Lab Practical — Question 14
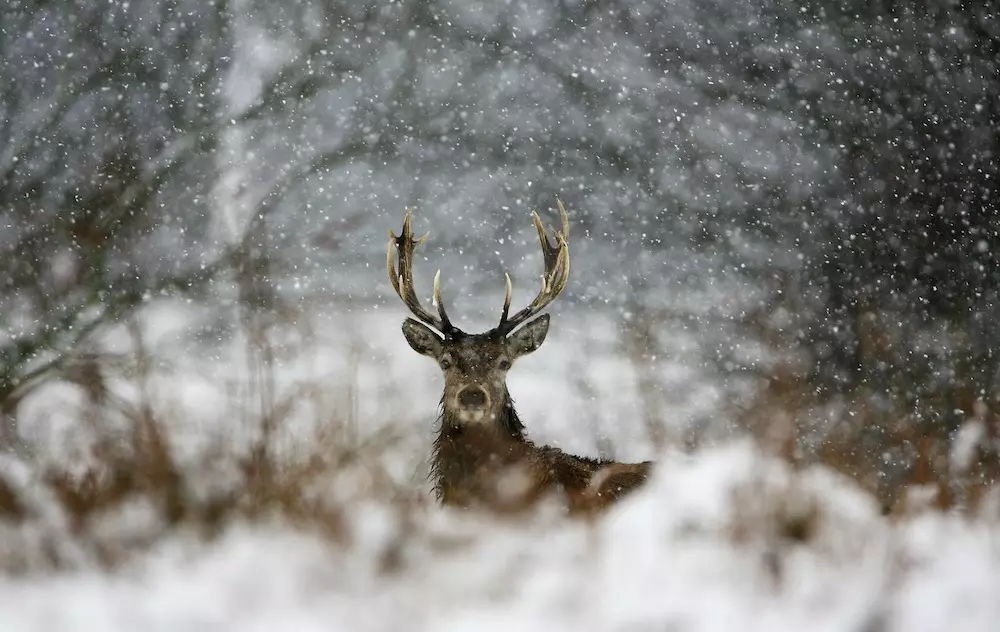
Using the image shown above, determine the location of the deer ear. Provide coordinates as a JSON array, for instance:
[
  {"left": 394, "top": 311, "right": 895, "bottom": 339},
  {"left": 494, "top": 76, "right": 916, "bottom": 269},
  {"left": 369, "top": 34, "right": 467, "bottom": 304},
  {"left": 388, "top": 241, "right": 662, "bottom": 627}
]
[
  {"left": 507, "top": 314, "right": 549, "bottom": 358},
  {"left": 402, "top": 318, "right": 443, "bottom": 358}
]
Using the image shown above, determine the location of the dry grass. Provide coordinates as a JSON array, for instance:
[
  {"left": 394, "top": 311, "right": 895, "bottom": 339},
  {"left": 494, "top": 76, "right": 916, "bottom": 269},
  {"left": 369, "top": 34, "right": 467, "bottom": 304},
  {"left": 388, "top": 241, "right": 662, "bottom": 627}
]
[
  {"left": 731, "top": 285, "right": 1000, "bottom": 518},
  {"left": 2, "top": 282, "right": 998, "bottom": 575},
  {"left": 0, "top": 390, "right": 420, "bottom": 573},
  {"left": 0, "top": 310, "right": 425, "bottom": 574}
]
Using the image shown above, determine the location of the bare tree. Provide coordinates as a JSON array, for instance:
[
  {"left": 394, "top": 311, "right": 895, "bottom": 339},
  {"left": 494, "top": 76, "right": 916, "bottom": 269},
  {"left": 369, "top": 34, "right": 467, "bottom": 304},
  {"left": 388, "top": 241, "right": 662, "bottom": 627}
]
[{"left": 0, "top": 0, "right": 232, "bottom": 447}]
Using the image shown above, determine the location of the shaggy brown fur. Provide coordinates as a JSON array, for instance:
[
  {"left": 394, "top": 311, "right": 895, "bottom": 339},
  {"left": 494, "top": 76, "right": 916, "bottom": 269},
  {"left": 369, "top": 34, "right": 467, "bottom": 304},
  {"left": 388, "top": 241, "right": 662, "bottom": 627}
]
[{"left": 429, "top": 390, "right": 652, "bottom": 515}]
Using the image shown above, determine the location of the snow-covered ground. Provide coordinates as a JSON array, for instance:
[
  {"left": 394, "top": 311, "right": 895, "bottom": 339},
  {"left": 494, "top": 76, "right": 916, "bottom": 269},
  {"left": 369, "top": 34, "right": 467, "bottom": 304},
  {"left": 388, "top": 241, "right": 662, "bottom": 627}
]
[
  {"left": 1, "top": 441, "right": 998, "bottom": 632},
  {"left": 5, "top": 302, "right": 998, "bottom": 631}
]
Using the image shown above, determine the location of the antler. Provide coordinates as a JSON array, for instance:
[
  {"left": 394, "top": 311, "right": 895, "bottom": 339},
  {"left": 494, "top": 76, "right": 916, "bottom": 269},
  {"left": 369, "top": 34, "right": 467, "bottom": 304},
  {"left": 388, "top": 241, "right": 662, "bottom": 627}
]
[
  {"left": 498, "top": 199, "right": 571, "bottom": 335},
  {"left": 387, "top": 209, "right": 457, "bottom": 335}
]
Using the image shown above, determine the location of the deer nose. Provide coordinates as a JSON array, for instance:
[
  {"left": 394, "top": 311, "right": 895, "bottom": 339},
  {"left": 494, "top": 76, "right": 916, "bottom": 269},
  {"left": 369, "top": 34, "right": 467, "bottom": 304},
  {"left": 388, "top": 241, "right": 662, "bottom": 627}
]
[{"left": 458, "top": 386, "right": 487, "bottom": 408}]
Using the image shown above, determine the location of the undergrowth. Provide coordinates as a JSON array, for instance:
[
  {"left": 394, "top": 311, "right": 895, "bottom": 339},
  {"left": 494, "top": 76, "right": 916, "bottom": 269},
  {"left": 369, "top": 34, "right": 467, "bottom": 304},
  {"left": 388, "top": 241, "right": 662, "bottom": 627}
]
[
  {"left": 0, "top": 308, "right": 424, "bottom": 574},
  {"left": 1, "top": 298, "right": 998, "bottom": 576},
  {"left": 731, "top": 282, "right": 1000, "bottom": 517}
]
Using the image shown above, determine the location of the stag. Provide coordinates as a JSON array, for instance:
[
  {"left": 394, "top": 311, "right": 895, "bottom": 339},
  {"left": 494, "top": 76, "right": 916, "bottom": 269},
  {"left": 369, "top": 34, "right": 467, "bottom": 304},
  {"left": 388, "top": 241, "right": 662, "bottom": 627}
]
[{"left": 388, "top": 201, "right": 652, "bottom": 514}]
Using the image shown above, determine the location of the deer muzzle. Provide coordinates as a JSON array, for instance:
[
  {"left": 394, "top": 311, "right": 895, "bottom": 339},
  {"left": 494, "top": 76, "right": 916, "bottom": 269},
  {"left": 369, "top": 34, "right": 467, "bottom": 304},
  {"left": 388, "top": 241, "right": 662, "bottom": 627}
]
[{"left": 456, "top": 385, "right": 490, "bottom": 423}]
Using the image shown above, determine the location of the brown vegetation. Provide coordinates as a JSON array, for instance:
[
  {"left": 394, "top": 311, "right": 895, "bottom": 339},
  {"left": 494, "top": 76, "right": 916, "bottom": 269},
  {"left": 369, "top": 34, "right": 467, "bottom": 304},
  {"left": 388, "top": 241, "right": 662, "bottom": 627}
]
[
  {"left": 733, "top": 280, "right": 1000, "bottom": 517},
  {"left": 0, "top": 309, "right": 420, "bottom": 574},
  {"left": 0, "top": 218, "right": 995, "bottom": 575}
]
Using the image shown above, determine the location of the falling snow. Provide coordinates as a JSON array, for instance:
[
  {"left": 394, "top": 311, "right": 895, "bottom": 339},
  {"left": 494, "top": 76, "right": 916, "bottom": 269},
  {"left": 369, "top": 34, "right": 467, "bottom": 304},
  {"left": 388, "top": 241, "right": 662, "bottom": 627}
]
[{"left": 1, "top": 1, "right": 998, "bottom": 630}]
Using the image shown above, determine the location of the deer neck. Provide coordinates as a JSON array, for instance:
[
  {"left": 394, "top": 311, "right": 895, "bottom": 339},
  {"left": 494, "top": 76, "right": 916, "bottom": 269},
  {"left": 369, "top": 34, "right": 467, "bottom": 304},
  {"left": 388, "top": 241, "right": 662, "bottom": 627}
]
[{"left": 430, "top": 388, "right": 529, "bottom": 503}]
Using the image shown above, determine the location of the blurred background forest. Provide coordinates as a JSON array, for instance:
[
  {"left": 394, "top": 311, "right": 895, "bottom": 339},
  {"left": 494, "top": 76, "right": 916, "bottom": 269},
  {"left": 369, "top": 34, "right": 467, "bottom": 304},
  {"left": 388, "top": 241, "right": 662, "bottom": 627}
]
[{"left": 2, "top": 0, "right": 998, "bottom": 513}]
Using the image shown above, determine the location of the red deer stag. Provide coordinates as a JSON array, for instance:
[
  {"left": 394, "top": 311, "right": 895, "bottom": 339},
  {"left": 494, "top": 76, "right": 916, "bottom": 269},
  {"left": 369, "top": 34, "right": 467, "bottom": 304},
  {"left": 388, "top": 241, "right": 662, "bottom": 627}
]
[{"left": 388, "top": 201, "right": 652, "bottom": 514}]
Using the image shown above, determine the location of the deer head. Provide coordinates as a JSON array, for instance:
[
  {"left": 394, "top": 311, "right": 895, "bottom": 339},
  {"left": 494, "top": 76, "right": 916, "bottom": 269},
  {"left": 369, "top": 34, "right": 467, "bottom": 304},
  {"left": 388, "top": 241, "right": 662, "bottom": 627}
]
[{"left": 388, "top": 201, "right": 570, "bottom": 430}]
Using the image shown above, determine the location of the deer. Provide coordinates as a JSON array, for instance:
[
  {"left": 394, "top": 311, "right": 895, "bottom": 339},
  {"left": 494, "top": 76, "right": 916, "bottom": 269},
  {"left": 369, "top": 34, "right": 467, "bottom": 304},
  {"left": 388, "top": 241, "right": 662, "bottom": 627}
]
[{"left": 387, "top": 201, "right": 652, "bottom": 514}]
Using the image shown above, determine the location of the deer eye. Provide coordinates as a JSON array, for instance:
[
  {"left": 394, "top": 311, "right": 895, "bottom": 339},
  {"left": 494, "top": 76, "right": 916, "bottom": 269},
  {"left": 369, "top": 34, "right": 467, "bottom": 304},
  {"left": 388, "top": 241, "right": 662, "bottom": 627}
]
[{"left": 497, "top": 358, "right": 511, "bottom": 371}]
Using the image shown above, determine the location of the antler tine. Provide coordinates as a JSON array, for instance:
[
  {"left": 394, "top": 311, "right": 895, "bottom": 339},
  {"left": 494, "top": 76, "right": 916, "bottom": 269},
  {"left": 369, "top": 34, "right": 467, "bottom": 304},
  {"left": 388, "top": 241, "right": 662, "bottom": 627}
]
[
  {"left": 500, "top": 272, "right": 513, "bottom": 325},
  {"left": 387, "top": 209, "right": 455, "bottom": 334},
  {"left": 498, "top": 200, "right": 571, "bottom": 333},
  {"left": 432, "top": 269, "right": 453, "bottom": 329}
]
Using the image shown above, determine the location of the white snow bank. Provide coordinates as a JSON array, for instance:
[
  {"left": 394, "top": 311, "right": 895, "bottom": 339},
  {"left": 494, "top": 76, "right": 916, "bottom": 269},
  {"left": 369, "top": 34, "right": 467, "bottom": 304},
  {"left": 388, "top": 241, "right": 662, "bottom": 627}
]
[{"left": 0, "top": 441, "right": 996, "bottom": 632}]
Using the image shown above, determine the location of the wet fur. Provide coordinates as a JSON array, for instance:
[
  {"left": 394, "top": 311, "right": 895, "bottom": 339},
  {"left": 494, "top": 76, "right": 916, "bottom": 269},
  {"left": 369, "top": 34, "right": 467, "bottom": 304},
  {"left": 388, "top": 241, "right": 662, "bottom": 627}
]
[{"left": 430, "top": 392, "right": 652, "bottom": 514}]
